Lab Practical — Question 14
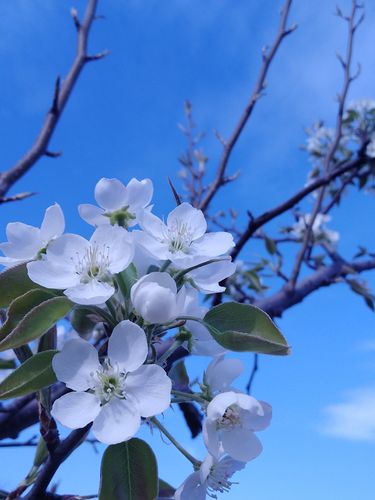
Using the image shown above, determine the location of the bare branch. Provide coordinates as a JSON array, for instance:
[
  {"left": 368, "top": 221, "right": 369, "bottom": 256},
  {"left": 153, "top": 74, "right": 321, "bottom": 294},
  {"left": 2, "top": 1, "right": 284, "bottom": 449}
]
[
  {"left": 0, "top": 0, "right": 104, "bottom": 198},
  {"left": 199, "top": 0, "right": 296, "bottom": 213},
  {"left": 0, "top": 191, "right": 36, "bottom": 204}
]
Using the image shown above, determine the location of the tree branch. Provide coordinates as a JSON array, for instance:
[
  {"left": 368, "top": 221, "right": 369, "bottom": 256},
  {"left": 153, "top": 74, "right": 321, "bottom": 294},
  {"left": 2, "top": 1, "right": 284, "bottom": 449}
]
[
  {"left": 198, "top": 0, "right": 296, "bottom": 213},
  {"left": 0, "top": 0, "right": 107, "bottom": 198}
]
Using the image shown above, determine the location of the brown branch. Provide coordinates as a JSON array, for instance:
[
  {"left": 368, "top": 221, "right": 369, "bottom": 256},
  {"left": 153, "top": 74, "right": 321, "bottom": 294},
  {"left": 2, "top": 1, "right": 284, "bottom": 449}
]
[
  {"left": 254, "top": 255, "right": 375, "bottom": 318},
  {"left": 198, "top": 0, "right": 296, "bottom": 213},
  {"left": 286, "top": 0, "right": 363, "bottom": 289},
  {"left": 231, "top": 154, "right": 367, "bottom": 260},
  {"left": 0, "top": 0, "right": 107, "bottom": 198}
]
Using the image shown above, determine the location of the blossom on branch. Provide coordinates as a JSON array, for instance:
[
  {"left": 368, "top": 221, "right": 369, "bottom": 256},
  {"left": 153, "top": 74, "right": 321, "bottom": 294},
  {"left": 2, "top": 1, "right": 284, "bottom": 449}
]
[
  {"left": 51, "top": 320, "right": 171, "bottom": 444},
  {"left": 0, "top": 204, "right": 65, "bottom": 267},
  {"left": 79, "top": 177, "right": 153, "bottom": 228},
  {"left": 27, "top": 225, "right": 134, "bottom": 305}
]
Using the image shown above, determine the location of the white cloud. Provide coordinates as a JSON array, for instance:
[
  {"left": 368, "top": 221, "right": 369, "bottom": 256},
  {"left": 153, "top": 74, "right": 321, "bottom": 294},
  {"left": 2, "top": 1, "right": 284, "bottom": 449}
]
[{"left": 321, "top": 387, "right": 375, "bottom": 441}]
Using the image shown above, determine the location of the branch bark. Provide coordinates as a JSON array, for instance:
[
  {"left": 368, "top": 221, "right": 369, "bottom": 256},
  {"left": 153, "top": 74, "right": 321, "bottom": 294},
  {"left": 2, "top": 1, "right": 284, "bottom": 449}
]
[
  {"left": 198, "top": 0, "right": 296, "bottom": 213},
  {"left": 0, "top": 0, "right": 105, "bottom": 198}
]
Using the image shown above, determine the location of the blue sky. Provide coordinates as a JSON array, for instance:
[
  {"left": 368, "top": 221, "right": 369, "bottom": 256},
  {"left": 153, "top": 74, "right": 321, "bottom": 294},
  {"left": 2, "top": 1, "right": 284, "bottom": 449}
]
[{"left": 0, "top": 0, "right": 375, "bottom": 498}]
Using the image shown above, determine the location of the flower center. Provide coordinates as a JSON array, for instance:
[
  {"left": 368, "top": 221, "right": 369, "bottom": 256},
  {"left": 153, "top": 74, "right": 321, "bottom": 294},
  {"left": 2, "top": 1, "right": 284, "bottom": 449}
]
[
  {"left": 164, "top": 220, "right": 193, "bottom": 254},
  {"left": 93, "top": 359, "right": 127, "bottom": 404},
  {"left": 105, "top": 206, "right": 136, "bottom": 228},
  {"left": 217, "top": 405, "right": 241, "bottom": 430},
  {"left": 74, "top": 244, "right": 111, "bottom": 284}
]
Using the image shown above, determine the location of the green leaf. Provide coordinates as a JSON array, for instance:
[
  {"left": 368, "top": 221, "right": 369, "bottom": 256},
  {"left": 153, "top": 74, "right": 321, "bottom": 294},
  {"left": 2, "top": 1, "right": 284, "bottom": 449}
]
[
  {"left": 70, "top": 307, "right": 98, "bottom": 337},
  {"left": 0, "top": 359, "right": 16, "bottom": 370},
  {"left": 99, "top": 438, "right": 158, "bottom": 500},
  {"left": 158, "top": 479, "right": 175, "bottom": 498},
  {"left": 0, "top": 350, "right": 57, "bottom": 399},
  {"left": 0, "top": 264, "right": 44, "bottom": 308},
  {"left": 203, "top": 302, "right": 290, "bottom": 355},
  {"left": 264, "top": 236, "right": 277, "bottom": 255},
  {"left": 0, "top": 297, "right": 73, "bottom": 351},
  {"left": 117, "top": 264, "right": 138, "bottom": 299},
  {"left": 0, "top": 289, "right": 55, "bottom": 342}
]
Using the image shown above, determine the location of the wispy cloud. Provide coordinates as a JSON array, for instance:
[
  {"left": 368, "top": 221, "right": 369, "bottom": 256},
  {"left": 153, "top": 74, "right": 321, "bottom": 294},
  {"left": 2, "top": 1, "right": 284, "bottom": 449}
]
[{"left": 321, "top": 387, "right": 375, "bottom": 441}]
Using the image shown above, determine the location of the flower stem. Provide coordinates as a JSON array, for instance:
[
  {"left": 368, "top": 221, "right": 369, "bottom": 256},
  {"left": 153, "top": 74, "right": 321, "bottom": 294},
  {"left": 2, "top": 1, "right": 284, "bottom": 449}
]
[
  {"left": 171, "top": 390, "right": 208, "bottom": 404},
  {"left": 151, "top": 417, "right": 200, "bottom": 467},
  {"left": 157, "top": 340, "right": 183, "bottom": 365}
]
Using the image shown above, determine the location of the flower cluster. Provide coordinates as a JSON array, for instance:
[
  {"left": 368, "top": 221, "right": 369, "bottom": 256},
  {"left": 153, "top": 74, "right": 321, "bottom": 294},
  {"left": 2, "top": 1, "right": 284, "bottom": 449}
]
[
  {"left": 292, "top": 213, "right": 339, "bottom": 246},
  {"left": 0, "top": 177, "right": 272, "bottom": 499}
]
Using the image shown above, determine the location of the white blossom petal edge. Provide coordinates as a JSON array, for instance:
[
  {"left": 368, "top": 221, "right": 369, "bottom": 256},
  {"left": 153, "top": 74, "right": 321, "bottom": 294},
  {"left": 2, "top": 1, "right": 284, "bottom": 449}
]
[
  {"left": 51, "top": 320, "right": 172, "bottom": 444},
  {"left": 27, "top": 225, "right": 134, "bottom": 305},
  {"left": 174, "top": 454, "right": 246, "bottom": 500},
  {"left": 0, "top": 204, "right": 65, "bottom": 268}
]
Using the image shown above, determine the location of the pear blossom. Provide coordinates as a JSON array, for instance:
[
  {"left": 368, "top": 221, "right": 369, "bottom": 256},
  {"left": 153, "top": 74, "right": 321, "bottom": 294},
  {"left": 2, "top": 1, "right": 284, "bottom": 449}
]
[
  {"left": 292, "top": 213, "right": 339, "bottom": 245},
  {"left": 0, "top": 204, "right": 65, "bottom": 268},
  {"left": 27, "top": 225, "right": 134, "bottom": 305},
  {"left": 306, "top": 123, "right": 335, "bottom": 156},
  {"left": 131, "top": 272, "right": 185, "bottom": 324},
  {"left": 366, "top": 133, "right": 375, "bottom": 158},
  {"left": 203, "top": 356, "right": 244, "bottom": 396},
  {"left": 183, "top": 289, "right": 227, "bottom": 357},
  {"left": 136, "top": 202, "right": 234, "bottom": 267},
  {"left": 79, "top": 177, "right": 153, "bottom": 228},
  {"left": 203, "top": 391, "right": 272, "bottom": 462},
  {"left": 51, "top": 320, "right": 172, "bottom": 444},
  {"left": 174, "top": 454, "right": 245, "bottom": 500},
  {"left": 345, "top": 99, "right": 375, "bottom": 121}
]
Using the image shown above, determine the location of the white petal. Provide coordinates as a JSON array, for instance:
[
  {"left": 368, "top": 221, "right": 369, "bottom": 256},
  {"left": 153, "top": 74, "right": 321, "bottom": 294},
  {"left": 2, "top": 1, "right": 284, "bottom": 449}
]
[
  {"left": 205, "top": 357, "right": 244, "bottom": 393},
  {"left": 126, "top": 178, "right": 153, "bottom": 208},
  {"left": 92, "top": 398, "right": 141, "bottom": 444},
  {"left": 95, "top": 178, "right": 127, "bottom": 211},
  {"left": 190, "top": 338, "right": 227, "bottom": 357},
  {"left": 27, "top": 260, "right": 79, "bottom": 289},
  {"left": 132, "top": 272, "right": 177, "bottom": 294},
  {"left": 191, "top": 260, "right": 236, "bottom": 294},
  {"left": 132, "top": 231, "right": 170, "bottom": 260},
  {"left": 64, "top": 280, "right": 114, "bottom": 305},
  {"left": 174, "top": 472, "right": 206, "bottom": 500},
  {"left": 236, "top": 394, "right": 272, "bottom": 431},
  {"left": 199, "top": 453, "right": 215, "bottom": 483},
  {"left": 202, "top": 420, "right": 221, "bottom": 459},
  {"left": 89, "top": 225, "right": 134, "bottom": 274},
  {"left": 78, "top": 204, "right": 107, "bottom": 227},
  {"left": 167, "top": 203, "right": 207, "bottom": 240},
  {"left": 220, "top": 427, "right": 263, "bottom": 462},
  {"left": 40, "top": 203, "right": 65, "bottom": 242},
  {"left": 0, "top": 255, "right": 26, "bottom": 267},
  {"left": 51, "top": 392, "right": 101, "bottom": 428},
  {"left": 46, "top": 233, "right": 89, "bottom": 266},
  {"left": 52, "top": 338, "right": 100, "bottom": 390},
  {"left": 3, "top": 223, "right": 42, "bottom": 259},
  {"left": 193, "top": 232, "right": 235, "bottom": 257},
  {"left": 139, "top": 211, "right": 167, "bottom": 240},
  {"left": 126, "top": 364, "right": 171, "bottom": 417},
  {"left": 108, "top": 320, "right": 148, "bottom": 372}
]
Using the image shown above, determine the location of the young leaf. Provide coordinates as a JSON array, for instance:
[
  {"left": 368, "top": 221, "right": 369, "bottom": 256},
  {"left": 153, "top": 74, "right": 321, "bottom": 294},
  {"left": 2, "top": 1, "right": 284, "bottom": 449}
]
[
  {"left": 0, "top": 350, "right": 57, "bottom": 399},
  {"left": 0, "top": 264, "right": 44, "bottom": 308},
  {"left": 0, "top": 297, "right": 73, "bottom": 351},
  {"left": 0, "top": 289, "right": 55, "bottom": 342},
  {"left": 203, "top": 302, "right": 290, "bottom": 355},
  {"left": 264, "top": 236, "right": 277, "bottom": 255},
  {"left": 99, "top": 438, "right": 158, "bottom": 500},
  {"left": 158, "top": 479, "right": 175, "bottom": 498}
]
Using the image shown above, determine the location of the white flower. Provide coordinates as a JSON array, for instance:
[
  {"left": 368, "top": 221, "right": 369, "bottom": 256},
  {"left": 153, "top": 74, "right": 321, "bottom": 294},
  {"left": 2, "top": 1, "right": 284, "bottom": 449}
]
[
  {"left": 0, "top": 204, "right": 65, "bottom": 268},
  {"left": 183, "top": 289, "right": 227, "bottom": 357},
  {"left": 346, "top": 99, "right": 375, "bottom": 119},
  {"left": 187, "top": 258, "right": 236, "bottom": 294},
  {"left": 79, "top": 177, "right": 153, "bottom": 228},
  {"left": 292, "top": 213, "right": 339, "bottom": 245},
  {"left": 51, "top": 320, "right": 171, "bottom": 444},
  {"left": 203, "top": 391, "right": 271, "bottom": 462},
  {"left": 306, "top": 124, "right": 335, "bottom": 156},
  {"left": 131, "top": 272, "right": 185, "bottom": 324},
  {"left": 203, "top": 356, "right": 244, "bottom": 396},
  {"left": 27, "top": 225, "right": 134, "bottom": 305},
  {"left": 135, "top": 203, "right": 234, "bottom": 267},
  {"left": 174, "top": 454, "right": 245, "bottom": 500}
]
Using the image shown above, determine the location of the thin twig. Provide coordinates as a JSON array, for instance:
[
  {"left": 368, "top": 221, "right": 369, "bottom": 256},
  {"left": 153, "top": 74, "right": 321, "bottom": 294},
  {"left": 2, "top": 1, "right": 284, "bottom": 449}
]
[
  {"left": 199, "top": 0, "right": 296, "bottom": 213},
  {"left": 0, "top": 0, "right": 107, "bottom": 198},
  {"left": 246, "top": 354, "right": 259, "bottom": 394}
]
